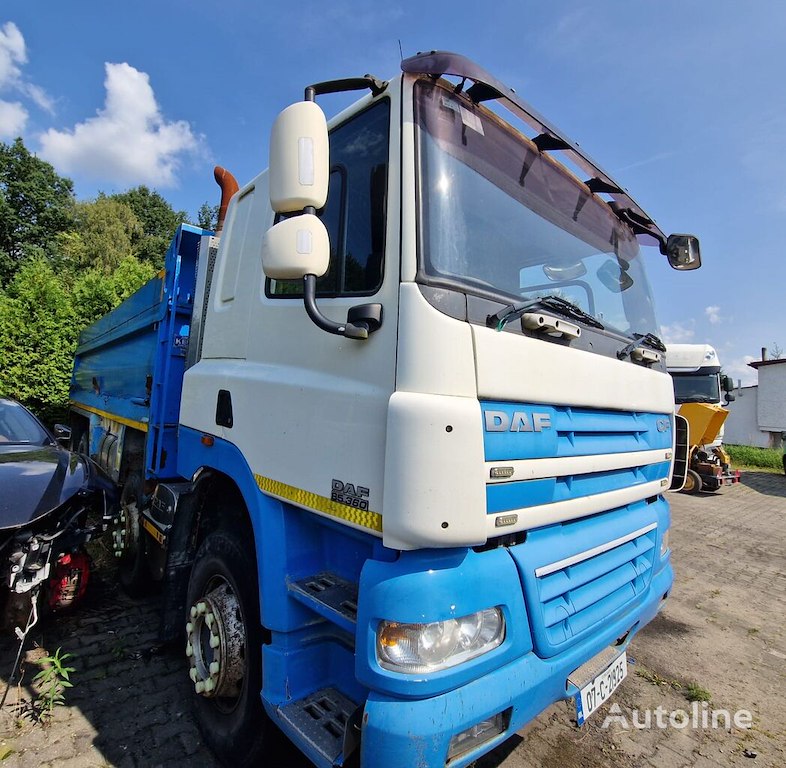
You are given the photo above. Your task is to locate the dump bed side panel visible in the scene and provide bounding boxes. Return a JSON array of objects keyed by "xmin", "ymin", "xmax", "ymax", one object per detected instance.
[{"xmin": 70, "ymin": 225, "xmax": 208, "ymax": 480}]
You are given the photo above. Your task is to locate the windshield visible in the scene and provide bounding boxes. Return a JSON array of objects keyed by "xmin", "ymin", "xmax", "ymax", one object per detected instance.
[
  {"xmin": 415, "ymin": 80, "xmax": 659, "ymax": 338},
  {"xmin": 672, "ymin": 374, "xmax": 721, "ymax": 404},
  {"xmin": 0, "ymin": 400, "xmax": 51, "ymax": 445}
]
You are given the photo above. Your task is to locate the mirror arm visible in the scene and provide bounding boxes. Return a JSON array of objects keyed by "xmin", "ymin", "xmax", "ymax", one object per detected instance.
[{"xmin": 303, "ymin": 275, "xmax": 369, "ymax": 340}]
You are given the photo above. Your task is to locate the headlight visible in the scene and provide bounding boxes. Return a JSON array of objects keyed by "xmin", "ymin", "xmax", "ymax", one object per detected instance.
[
  {"xmin": 660, "ymin": 529, "xmax": 670, "ymax": 557},
  {"xmin": 377, "ymin": 608, "xmax": 504, "ymax": 673}
]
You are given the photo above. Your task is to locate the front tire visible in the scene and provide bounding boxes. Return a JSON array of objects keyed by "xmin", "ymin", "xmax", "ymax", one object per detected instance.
[
  {"xmin": 683, "ymin": 469, "xmax": 703, "ymax": 494},
  {"xmin": 185, "ymin": 529, "xmax": 268, "ymax": 767}
]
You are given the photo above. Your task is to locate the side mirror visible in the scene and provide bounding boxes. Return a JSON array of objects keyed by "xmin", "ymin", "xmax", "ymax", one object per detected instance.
[
  {"xmin": 53, "ymin": 423, "xmax": 71, "ymax": 447},
  {"xmin": 666, "ymin": 234, "xmax": 701, "ymax": 270},
  {"xmin": 722, "ymin": 375, "xmax": 734, "ymax": 393},
  {"xmin": 269, "ymin": 102, "xmax": 329, "ymax": 213},
  {"xmin": 261, "ymin": 214, "xmax": 330, "ymax": 280},
  {"xmin": 264, "ymin": 98, "xmax": 382, "ymax": 341},
  {"xmin": 596, "ymin": 259, "xmax": 633, "ymax": 293}
]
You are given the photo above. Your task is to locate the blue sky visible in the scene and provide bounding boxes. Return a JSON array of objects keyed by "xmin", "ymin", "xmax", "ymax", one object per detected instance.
[{"xmin": 2, "ymin": 1, "xmax": 784, "ymax": 385}]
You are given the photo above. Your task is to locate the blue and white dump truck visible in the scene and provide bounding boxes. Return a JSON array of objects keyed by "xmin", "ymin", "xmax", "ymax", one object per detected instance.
[{"xmin": 69, "ymin": 52, "xmax": 700, "ymax": 768}]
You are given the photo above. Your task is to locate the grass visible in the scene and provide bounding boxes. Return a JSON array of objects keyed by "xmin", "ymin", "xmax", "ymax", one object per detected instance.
[
  {"xmin": 684, "ymin": 682, "xmax": 712, "ymax": 702},
  {"xmin": 725, "ymin": 444, "xmax": 783, "ymax": 471}
]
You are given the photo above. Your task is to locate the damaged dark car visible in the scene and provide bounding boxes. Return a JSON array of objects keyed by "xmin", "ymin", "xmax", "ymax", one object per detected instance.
[{"xmin": 0, "ymin": 397, "xmax": 116, "ymax": 631}]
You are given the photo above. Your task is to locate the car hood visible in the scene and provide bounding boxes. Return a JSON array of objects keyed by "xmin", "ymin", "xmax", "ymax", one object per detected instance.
[{"xmin": 0, "ymin": 444, "xmax": 88, "ymax": 529}]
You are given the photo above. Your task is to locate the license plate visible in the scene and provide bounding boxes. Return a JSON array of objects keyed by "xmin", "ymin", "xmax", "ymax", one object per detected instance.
[{"xmin": 575, "ymin": 652, "xmax": 627, "ymax": 725}]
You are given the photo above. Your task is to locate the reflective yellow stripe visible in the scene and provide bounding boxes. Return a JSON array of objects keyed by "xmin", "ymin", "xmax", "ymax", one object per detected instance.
[
  {"xmin": 70, "ymin": 402, "xmax": 149, "ymax": 432},
  {"xmin": 254, "ymin": 474, "xmax": 383, "ymax": 533},
  {"xmin": 142, "ymin": 518, "xmax": 166, "ymax": 546}
]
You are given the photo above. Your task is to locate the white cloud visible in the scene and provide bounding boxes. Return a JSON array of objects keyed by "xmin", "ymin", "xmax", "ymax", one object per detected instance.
[
  {"xmin": 23, "ymin": 83, "xmax": 54, "ymax": 114},
  {"xmin": 0, "ymin": 100, "xmax": 27, "ymax": 138},
  {"xmin": 705, "ymin": 305, "xmax": 722, "ymax": 324},
  {"xmin": 38, "ymin": 62, "xmax": 203, "ymax": 187},
  {"xmin": 0, "ymin": 22, "xmax": 26, "ymax": 88},
  {"xmin": 0, "ymin": 22, "xmax": 53, "ymax": 134},
  {"xmin": 660, "ymin": 321, "xmax": 695, "ymax": 344},
  {"xmin": 724, "ymin": 355, "xmax": 757, "ymax": 387}
]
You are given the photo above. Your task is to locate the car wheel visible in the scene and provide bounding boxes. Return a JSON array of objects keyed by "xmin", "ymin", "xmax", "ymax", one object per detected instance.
[
  {"xmin": 113, "ymin": 472, "xmax": 150, "ymax": 595},
  {"xmin": 185, "ymin": 528, "xmax": 269, "ymax": 767}
]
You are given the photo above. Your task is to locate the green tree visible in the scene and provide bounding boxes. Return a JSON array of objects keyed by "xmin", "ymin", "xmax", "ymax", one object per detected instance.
[
  {"xmin": 59, "ymin": 198, "xmax": 141, "ymax": 273},
  {"xmin": 0, "ymin": 258, "xmax": 77, "ymax": 422},
  {"xmin": 70, "ymin": 255, "xmax": 155, "ymax": 329},
  {"xmin": 196, "ymin": 201, "xmax": 218, "ymax": 231},
  {"xmin": 0, "ymin": 138, "xmax": 75, "ymax": 284},
  {"xmin": 110, "ymin": 186, "xmax": 186, "ymax": 267}
]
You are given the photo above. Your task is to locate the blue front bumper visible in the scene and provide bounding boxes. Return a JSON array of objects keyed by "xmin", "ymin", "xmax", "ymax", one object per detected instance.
[{"xmin": 360, "ymin": 559, "xmax": 672, "ymax": 768}]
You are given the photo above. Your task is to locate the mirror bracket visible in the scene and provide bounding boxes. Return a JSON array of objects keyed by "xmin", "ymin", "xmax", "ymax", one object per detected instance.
[{"xmin": 303, "ymin": 275, "xmax": 383, "ymax": 341}]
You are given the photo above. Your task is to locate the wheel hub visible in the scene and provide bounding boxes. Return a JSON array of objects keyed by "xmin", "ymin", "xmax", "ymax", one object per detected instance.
[
  {"xmin": 111, "ymin": 499, "xmax": 139, "ymax": 558},
  {"xmin": 185, "ymin": 579, "xmax": 245, "ymax": 698}
]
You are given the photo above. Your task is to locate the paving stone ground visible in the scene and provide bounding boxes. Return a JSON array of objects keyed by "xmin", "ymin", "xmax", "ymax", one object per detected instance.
[{"xmin": 0, "ymin": 471, "xmax": 784, "ymax": 767}]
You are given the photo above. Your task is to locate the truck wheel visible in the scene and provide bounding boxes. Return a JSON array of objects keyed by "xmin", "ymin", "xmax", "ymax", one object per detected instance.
[
  {"xmin": 683, "ymin": 469, "xmax": 703, "ymax": 494},
  {"xmin": 113, "ymin": 472, "xmax": 150, "ymax": 595},
  {"xmin": 185, "ymin": 529, "xmax": 269, "ymax": 767}
]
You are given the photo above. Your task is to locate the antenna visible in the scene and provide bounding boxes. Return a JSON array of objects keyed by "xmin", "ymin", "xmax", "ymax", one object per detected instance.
[{"xmin": 398, "ymin": 39, "xmax": 403, "ymax": 62}]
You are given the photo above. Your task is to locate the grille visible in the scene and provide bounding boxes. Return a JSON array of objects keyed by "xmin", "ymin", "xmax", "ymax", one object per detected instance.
[{"xmin": 531, "ymin": 524, "xmax": 657, "ymax": 654}]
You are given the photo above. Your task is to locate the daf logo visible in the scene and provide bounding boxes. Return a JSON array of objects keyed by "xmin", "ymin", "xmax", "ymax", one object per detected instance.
[
  {"xmin": 485, "ymin": 410, "xmax": 552, "ymax": 433},
  {"xmin": 656, "ymin": 418, "xmax": 670, "ymax": 432}
]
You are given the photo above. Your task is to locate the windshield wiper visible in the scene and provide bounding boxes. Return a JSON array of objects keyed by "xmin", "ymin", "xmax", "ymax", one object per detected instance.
[
  {"xmin": 487, "ymin": 295, "xmax": 604, "ymax": 331},
  {"xmin": 617, "ymin": 332, "xmax": 666, "ymax": 361}
]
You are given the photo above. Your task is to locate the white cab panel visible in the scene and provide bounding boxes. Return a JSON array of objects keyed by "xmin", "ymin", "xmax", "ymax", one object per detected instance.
[
  {"xmin": 473, "ymin": 325, "xmax": 674, "ymax": 413},
  {"xmin": 382, "ymin": 392, "xmax": 487, "ymax": 550},
  {"xmin": 395, "ymin": 283, "xmax": 477, "ymax": 398}
]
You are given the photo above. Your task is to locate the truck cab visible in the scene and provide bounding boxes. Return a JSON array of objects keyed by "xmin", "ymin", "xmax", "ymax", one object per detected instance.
[{"xmin": 70, "ymin": 52, "xmax": 700, "ymax": 768}]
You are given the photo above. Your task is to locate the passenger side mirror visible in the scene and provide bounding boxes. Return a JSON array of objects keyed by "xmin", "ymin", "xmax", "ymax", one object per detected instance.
[
  {"xmin": 261, "ymin": 214, "xmax": 330, "ymax": 281},
  {"xmin": 666, "ymin": 234, "xmax": 701, "ymax": 270},
  {"xmin": 53, "ymin": 423, "xmax": 71, "ymax": 447},
  {"xmin": 268, "ymin": 102, "xmax": 329, "ymax": 213},
  {"xmin": 264, "ymin": 98, "xmax": 382, "ymax": 341}
]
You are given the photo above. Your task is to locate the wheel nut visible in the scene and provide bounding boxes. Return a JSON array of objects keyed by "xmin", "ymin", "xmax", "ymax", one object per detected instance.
[
  {"xmin": 186, "ymin": 622, "xmax": 193, "ymax": 634},
  {"xmin": 189, "ymin": 668, "xmax": 198, "ymax": 683},
  {"xmin": 197, "ymin": 602, "xmax": 207, "ymax": 615},
  {"xmin": 195, "ymin": 681, "xmax": 205, "ymax": 694},
  {"xmin": 205, "ymin": 613, "xmax": 214, "ymax": 628},
  {"xmin": 204, "ymin": 679, "xmax": 215, "ymax": 693},
  {"xmin": 185, "ymin": 642, "xmax": 193, "ymax": 657},
  {"xmin": 190, "ymin": 606, "xmax": 197, "ymax": 619},
  {"xmin": 209, "ymin": 634, "xmax": 220, "ymax": 649},
  {"xmin": 209, "ymin": 661, "xmax": 220, "ymax": 676}
]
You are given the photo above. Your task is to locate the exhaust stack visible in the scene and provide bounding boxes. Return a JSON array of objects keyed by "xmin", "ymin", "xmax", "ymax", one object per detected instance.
[{"xmin": 213, "ymin": 166, "xmax": 239, "ymax": 234}]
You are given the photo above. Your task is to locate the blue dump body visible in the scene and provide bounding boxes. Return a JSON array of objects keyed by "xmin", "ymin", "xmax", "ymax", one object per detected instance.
[{"xmin": 70, "ymin": 225, "xmax": 209, "ymax": 480}]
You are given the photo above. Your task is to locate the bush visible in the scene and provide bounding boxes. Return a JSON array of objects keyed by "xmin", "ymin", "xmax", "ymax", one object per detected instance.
[{"xmin": 726, "ymin": 444, "xmax": 783, "ymax": 470}]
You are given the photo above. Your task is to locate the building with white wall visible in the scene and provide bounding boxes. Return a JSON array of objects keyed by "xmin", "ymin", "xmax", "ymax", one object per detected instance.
[{"xmin": 724, "ymin": 355, "xmax": 786, "ymax": 448}]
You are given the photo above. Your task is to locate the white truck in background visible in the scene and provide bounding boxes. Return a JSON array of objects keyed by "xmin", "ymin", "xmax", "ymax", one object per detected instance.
[{"xmin": 666, "ymin": 343, "xmax": 739, "ymax": 492}]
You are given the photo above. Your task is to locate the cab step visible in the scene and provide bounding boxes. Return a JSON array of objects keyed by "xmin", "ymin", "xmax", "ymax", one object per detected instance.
[
  {"xmin": 289, "ymin": 572, "xmax": 358, "ymax": 633},
  {"xmin": 278, "ymin": 687, "xmax": 358, "ymax": 766}
]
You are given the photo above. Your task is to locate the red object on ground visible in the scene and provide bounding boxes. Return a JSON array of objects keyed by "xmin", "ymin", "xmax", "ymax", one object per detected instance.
[{"xmin": 48, "ymin": 551, "xmax": 90, "ymax": 610}]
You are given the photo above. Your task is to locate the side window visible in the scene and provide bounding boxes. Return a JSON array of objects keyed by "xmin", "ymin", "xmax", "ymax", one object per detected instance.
[{"xmin": 268, "ymin": 98, "xmax": 390, "ymax": 297}]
